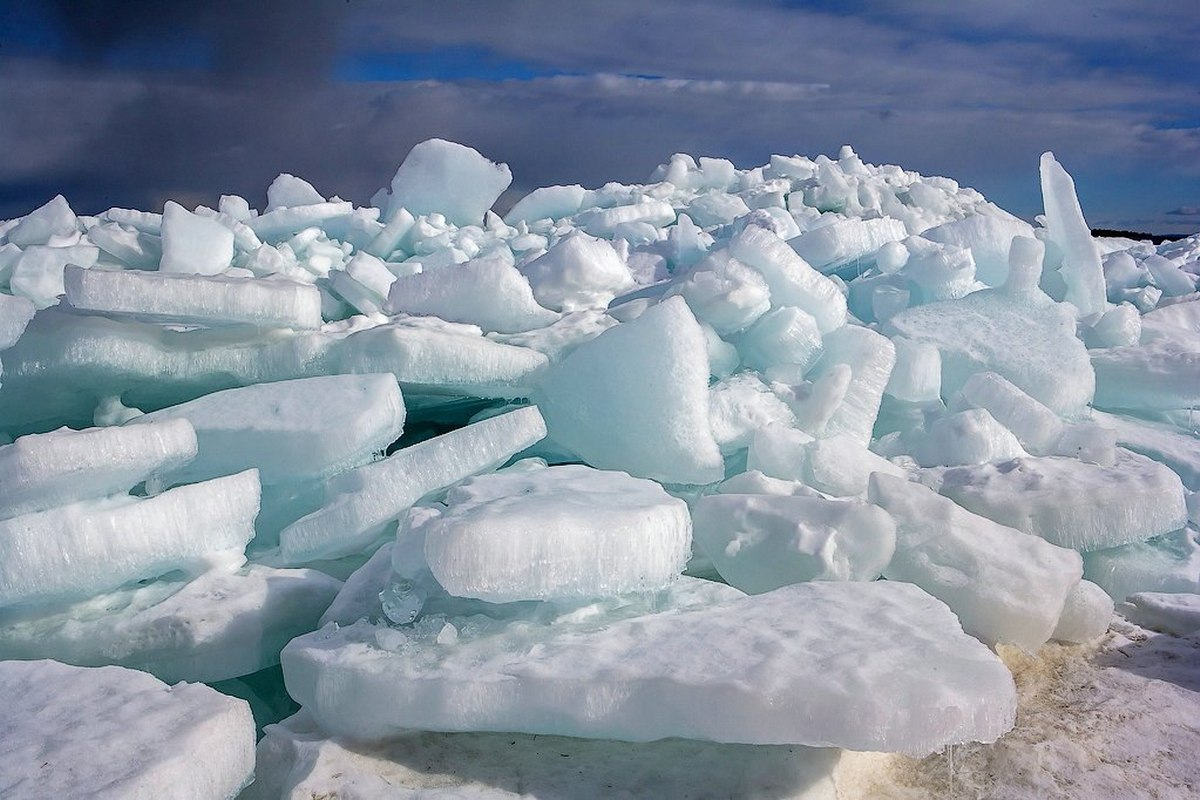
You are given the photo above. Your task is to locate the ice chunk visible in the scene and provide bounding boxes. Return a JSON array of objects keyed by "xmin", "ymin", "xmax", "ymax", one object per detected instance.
[
  {"xmin": 0, "ymin": 419, "xmax": 198, "ymax": 519},
  {"xmin": 952, "ymin": 371, "xmax": 1064, "ymax": 455},
  {"xmin": 1118, "ymin": 592, "xmax": 1200, "ymax": 635},
  {"xmin": 0, "ymin": 293, "xmax": 36, "ymax": 350},
  {"xmin": 869, "ymin": 473, "xmax": 1083, "ymax": 651},
  {"xmin": 666, "ymin": 249, "xmax": 770, "ymax": 335},
  {"xmin": 250, "ymin": 709, "xmax": 842, "ymax": 800},
  {"xmin": 534, "ymin": 296, "xmax": 723, "ymax": 484},
  {"xmin": 1092, "ymin": 410, "xmax": 1200, "ymax": 490},
  {"xmin": 0, "ymin": 470, "xmax": 260, "ymax": 608},
  {"xmin": 1084, "ymin": 528, "xmax": 1200, "ymax": 600},
  {"xmin": 503, "ymin": 184, "xmax": 586, "ymax": 224},
  {"xmin": 1084, "ymin": 303, "xmax": 1141, "ymax": 348},
  {"xmin": 487, "ymin": 309, "xmax": 617, "ymax": 363},
  {"xmin": 0, "ymin": 660, "xmax": 253, "ymax": 800},
  {"xmin": 885, "ymin": 336, "xmax": 941, "ymax": 402},
  {"xmin": 1039, "ymin": 153, "xmax": 1107, "ymax": 316},
  {"xmin": 1142, "ymin": 295, "xmax": 1200, "ymax": 334},
  {"xmin": 806, "ymin": 324, "xmax": 896, "ymax": 445},
  {"xmin": 266, "ymin": 174, "xmax": 326, "ymax": 211},
  {"xmin": 6, "ymin": 194, "xmax": 77, "ymax": 246},
  {"xmin": 0, "ymin": 564, "xmax": 341, "ymax": 683},
  {"xmin": 518, "ymin": 232, "xmax": 634, "ymax": 312},
  {"xmin": 692, "ymin": 493, "xmax": 895, "ymax": 592},
  {"xmin": 708, "ymin": 373, "xmax": 798, "ymax": 454},
  {"xmin": 1091, "ymin": 335, "xmax": 1200, "ymax": 411},
  {"xmin": 86, "ymin": 221, "xmax": 161, "ymax": 268},
  {"xmin": 935, "ymin": 450, "xmax": 1188, "ymax": 551},
  {"xmin": 912, "ymin": 408, "xmax": 1025, "ymax": 467},
  {"xmin": 733, "ymin": 305, "xmax": 822, "ymax": 373},
  {"xmin": 685, "ymin": 192, "xmax": 752, "ymax": 227},
  {"xmin": 246, "ymin": 201, "xmax": 355, "ymax": 242},
  {"xmin": 279, "ymin": 406, "xmax": 547, "ymax": 563},
  {"xmin": 1145, "ymin": 254, "xmax": 1196, "ymax": 297},
  {"xmin": 578, "ymin": 199, "xmax": 676, "ymax": 237},
  {"xmin": 1052, "ymin": 580, "xmax": 1114, "ymax": 642},
  {"xmin": 282, "ymin": 580, "xmax": 1015, "ymax": 753},
  {"xmin": 385, "ymin": 139, "xmax": 512, "ymax": 226},
  {"xmin": 10, "ymin": 243, "xmax": 99, "ymax": 308},
  {"xmin": 922, "ymin": 212, "xmax": 1035, "ymax": 287},
  {"xmin": 159, "ymin": 201, "xmax": 234, "ymax": 275},
  {"xmin": 789, "ymin": 217, "xmax": 907, "ymax": 277},
  {"xmin": 64, "ymin": 265, "xmax": 323, "ymax": 329},
  {"xmin": 419, "ymin": 465, "xmax": 691, "ymax": 602},
  {"xmin": 133, "ymin": 374, "xmax": 405, "ymax": 487},
  {"xmin": 728, "ymin": 225, "xmax": 847, "ymax": 333},
  {"xmin": 387, "ymin": 254, "xmax": 558, "ymax": 334}
]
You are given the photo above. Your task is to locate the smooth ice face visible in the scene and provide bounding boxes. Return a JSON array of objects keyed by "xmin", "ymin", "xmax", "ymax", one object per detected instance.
[
  {"xmin": 1052, "ymin": 580, "xmax": 1114, "ymax": 643},
  {"xmin": 279, "ymin": 406, "xmax": 547, "ymax": 563},
  {"xmin": 666, "ymin": 250, "xmax": 771, "ymax": 335},
  {"xmin": 0, "ymin": 564, "xmax": 341, "ymax": 684},
  {"xmin": 386, "ymin": 255, "xmax": 559, "ymax": 334},
  {"xmin": 266, "ymin": 173, "xmax": 326, "ymax": 210},
  {"xmin": 869, "ymin": 473, "xmax": 1083, "ymax": 651},
  {"xmin": 732, "ymin": 305, "xmax": 823, "ymax": 373},
  {"xmin": 1084, "ymin": 528, "xmax": 1200, "ymax": 601},
  {"xmin": 1092, "ymin": 410, "xmax": 1200, "ymax": 491},
  {"xmin": 419, "ymin": 464, "xmax": 691, "ymax": 602},
  {"xmin": 728, "ymin": 225, "xmax": 847, "ymax": 334},
  {"xmin": 1040, "ymin": 152, "xmax": 1107, "ymax": 317},
  {"xmin": 0, "ymin": 660, "xmax": 254, "ymax": 800},
  {"xmin": 922, "ymin": 213, "xmax": 1035, "ymax": 287},
  {"xmin": 707, "ymin": 374, "xmax": 798, "ymax": 455},
  {"xmin": 691, "ymin": 493, "xmax": 896, "ymax": 593},
  {"xmin": 134, "ymin": 374, "xmax": 405, "ymax": 487},
  {"xmin": 385, "ymin": 139, "xmax": 512, "ymax": 226},
  {"xmin": 283, "ymin": 580, "xmax": 1015, "ymax": 754},
  {"xmin": 0, "ymin": 419, "xmax": 198, "ymax": 519},
  {"xmin": 789, "ymin": 217, "xmax": 907, "ymax": 277},
  {"xmin": 502, "ymin": 184, "xmax": 586, "ymax": 224},
  {"xmin": 518, "ymin": 232, "xmax": 635, "ymax": 312},
  {"xmin": 805, "ymin": 324, "xmax": 896, "ymax": 445},
  {"xmin": 952, "ymin": 371, "xmax": 1064, "ymax": 455},
  {"xmin": 64, "ymin": 266, "xmax": 323, "ymax": 329},
  {"xmin": 5, "ymin": 194, "xmax": 77, "ymax": 246},
  {"xmin": 159, "ymin": 201, "xmax": 235, "ymax": 275},
  {"xmin": 249, "ymin": 710, "xmax": 843, "ymax": 800},
  {"xmin": 935, "ymin": 450, "xmax": 1188, "ymax": 552},
  {"xmin": 9, "ymin": 244, "xmax": 99, "ymax": 308},
  {"xmin": 0, "ymin": 470, "xmax": 260, "ymax": 608},
  {"xmin": 534, "ymin": 296, "xmax": 724, "ymax": 485},
  {"xmin": 0, "ymin": 293, "xmax": 36, "ymax": 350},
  {"xmin": 912, "ymin": 408, "xmax": 1026, "ymax": 467},
  {"xmin": 1091, "ymin": 335, "xmax": 1200, "ymax": 411}
]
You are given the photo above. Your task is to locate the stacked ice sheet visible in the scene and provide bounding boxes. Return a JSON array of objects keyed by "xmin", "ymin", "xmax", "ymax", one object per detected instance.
[{"xmin": 1, "ymin": 137, "xmax": 1198, "ymax": 796}]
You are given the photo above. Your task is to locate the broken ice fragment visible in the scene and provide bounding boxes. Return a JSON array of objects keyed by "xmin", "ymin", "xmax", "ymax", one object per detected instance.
[{"xmin": 384, "ymin": 138, "xmax": 512, "ymax": 227}]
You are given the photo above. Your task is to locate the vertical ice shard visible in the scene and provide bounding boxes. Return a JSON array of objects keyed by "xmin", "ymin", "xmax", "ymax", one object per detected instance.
[{"xmin": 1040, "ymin": 152, "xmax": 1107, "ymax": 317}]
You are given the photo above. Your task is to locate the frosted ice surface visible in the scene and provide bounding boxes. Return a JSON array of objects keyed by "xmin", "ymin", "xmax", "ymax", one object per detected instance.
[
  {"xmin": 420, "ymin": 464, "xmax": 691, "ymax": 602},
  {"xmin": 245, "ymin": 201, "xmax": 355, "ymax": 242},
  {"xmin": 728, "ymin": 225, "xmax": 847, "ymax": 334},
  {"xmin": 487, "ymin": 308, "xmax": 617, "ymax": 363},
  {"xmin": 1118, "ymin": 591, "xmax": 1200, "ymax": 635},
  {"xmin": 692, "ymin": 493, "xmax": 895, "ymax": 592},
  {"xmin": 578, "ymin": 199, "xmax": 676, "ymax": 237},
  {"xmin": 159, "ymin": 201, "xmax": 234, "ymax": 275},
  {"xmin": 279, "ymin": 406, "xmax": 546, "ymax": 563},
  {"xmin": 1091, "ymin": 334, "xmax": 1200, "ymax": 411},
  {"xmin": 266, "ymin": 173, "xmax": 326, "ymax": 211},
  {"xmin": 733, "ymin": 305, "xmax": 823, "ymax": 373},
  {"xmin": 789, "ymin": 217, "xmax": 907, "ymax": 277},
  {"xmin": 0, "ymin": 292, "xmax": 36, "ymax": 350},
  {"xmin": 666, "ymin": 249, "xmax": 771, "ymax": 335},
  {"xmin": 249, "ymin": 709, "xmax": 842, "ymax": 800},
  {"xmin": 1092, "ymin": 410, "xmax": 1200, "ymax": 490},
  {"xmin": 0, "ymin": 564, "xmax": 341, "ymax": 683},
  {"xmin": 1040, "ymin": 153, "xmax": 1107, "ymax": 316},
  {"xmin": 912, "ymin": 408, "xmax": 1025, "ymax": 467},
  {"xmin": 134, "ymin": 374, "xmax": 405, "ymax": 486},
  {"xmin": 805, "ymin": 324, "xmax": 895, "ymax": 445},
  {"xmin": 519, "ymin": 232, "xmax": 634, "ymax": 313},
  {"xmin": 283, "ymin": 580, "xmax": 1014, "ymax": 753},
  {"xmin": 0, "ymin": 660, "xmax": 254, "ymax": 800},
  {"xmin": 534, "ymin": 296, "xmax": 723, "ymax": 484},
  {"xmin": 1084, "ymin": 528, "xmax": 1200, "ymax": 600},
  {"xmin": 935, "ymin": 450, "xmax": 1188, "ymax": 551},
  {"xmin": 6, "ymin": 194, "xmax": 77, "ymax": 247},
  {"xmin": 885, "ymin": 336, "xmax": 941, "ymax": 402},
  {"xmin": 385, "ymin": 139, "xmax": 512, "ymax": 227},
  {"xmin": 10, "ymin": 243, "xmax": 99, "ymax": 308},
  {"xmin": 386, "ymin": 254, "xmax": 558, "ymax": 333},
  {"xmin": 869, "ymin": 473, "xmax": 1083, "ymax": 651},
  {"xmin": 502, "ymin": 184, "xmax": 586, "ymax": 224},
  {"xmin": 0, "ymin": 419, "xmax": 198, "ymax": 519},
  {"xmin": 952, "ymin": 371, "xmax": 1064, "ymax": 455},
  {"xmin": 87, "ymin": 221, "xmax": 161, "ymax": 268},
  {"xmin": 708, "ymin": 373, "xmax": 798, "ymax": 454},
  {"xmin": 0, "ymin": 470, "xmax": 260, "ymax": 608},
  {"xmin": 922, "ymin": 212, "xmax": 1035, "ymax": 287},
  {"xmin": 1052, "ymin": 579, "xmax": 1114, "ymax": 643},
  {"xmin": 64, "ymin": 265, "xmax": 323, "ymax": 329}
]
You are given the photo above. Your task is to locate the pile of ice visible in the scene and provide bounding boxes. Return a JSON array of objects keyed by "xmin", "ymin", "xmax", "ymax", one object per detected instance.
[{"xmin": 1, "ymin": 138, "xmax": 1198, "ymax": 798}]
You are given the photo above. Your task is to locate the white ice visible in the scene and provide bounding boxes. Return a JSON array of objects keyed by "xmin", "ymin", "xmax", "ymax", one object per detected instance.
[
  {"xmin": 159, "ymin": 201, "xmax": 235, "ymax": 275},
  {"xmin": 383, "ymin": 138, "xmax": 512, "ymax": 227}
]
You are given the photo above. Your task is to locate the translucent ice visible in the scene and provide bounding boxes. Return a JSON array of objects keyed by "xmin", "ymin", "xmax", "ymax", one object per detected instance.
[
  {"xmin": 806, "ymin": 324, "xmax": 896, "ymax": 445},
  {"xmin": 518, "ymin": 232, "xmax": 634, "ymax": 312},
  {"xmin": 0, "ymin": 660, "xmax": 253, "ymax": 800},
  {"xmin": 952, "ymin": 371, "xmax": 1064, "ymax": 455},
  {"xmin": 384, "ymin": 139, "xmax": 512, "ymax": 227},
  {"xmin": 1051, "ymin": 579, "xmax": 1114, "ymax": 643},
  {"xmin": 912, "ymin": 408, "xmax": 1025, "ymax": 467},
  {"xmin": 1091, "ymin": 335, "xmax": 1200, "ymax": 411},
  {"xmin": 0, "ymin": 293, "xmax": 35, "ymax": 350},
  {"xmin": 665, "ymin": 249, "xmax": 771, "ymax": 335},
  {"xmin": 1092, "ymin": 410, "xmax": 1200, "ymax": 490},
  {"xmin": 922, "ymin": 212, "xmax": 1035, "ymax": 287},
  {"xmin": 10, "ymin": 243, "xmax": 99, "ymax": 308},
  {"xmin": 283, "ymin": 580, "xmax": 1015, "ymax": 754},
  {"xmin": 1084, "ymin": 528, "xmax": 1200, "ymax": 600},
  {"xmin": 6, "ymin": 194, "xmax": 77, "ymax": 246},
  {"xmin": 729, "ymin": 225, "xmax": 847, "ymax": 334},
  {"xmin": 789, "ymin": 217, "xmax": 907, "ymax": 277},
  {"xmin": 503, "ymin": 184, "xmax": 586, "ymax": 224},
  {"xmin": 159, "ymin": 201, "xmax": 235, "ymax": 275},
  {"xmin": 1040, "ymin": 152, "xmax": 1107, "ymax": 316},
  {"xmin": 733, "ymin": 305, "xmax": 823, "ymax": 373},
  {"xmin": 419, "ymin": 464, "xmax": 691, "ymax": 602}
]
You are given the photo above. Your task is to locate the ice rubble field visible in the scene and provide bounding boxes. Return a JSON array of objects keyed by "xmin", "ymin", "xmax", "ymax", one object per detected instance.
[{"xmin": 0, "ymin": 139, "xmax": 1199, "ymax": 799}]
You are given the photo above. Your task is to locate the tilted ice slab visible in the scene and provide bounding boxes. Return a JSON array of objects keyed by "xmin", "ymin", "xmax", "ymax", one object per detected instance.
[
  {"xmin": 691, "ymin": 493, "xmax": 896, "ymax": 593},
  {"xmin": 1091, "ymin": 334, "xmax": 1200, "ymax": 411},
  {"xmin": 728, "ymin": 225, "xmax": 847, "ymax": 334},
  {"xmin": 806, "ymin": 324, "xmax": 896, "ymax": 445},
  {"xmin": 534, "ymin": 296, "xmax": 723, "ymax": 484},
  {"xmin": 419, "ymin": 464, "xmax": 692, "ymax": 602},
  {"xmin": 933, "ymin": 450, "xmax": 1188, "ymax": 552},
  {"xmin": 1084, "ymin": 527, "xmax": 1200, "ymax": 601},
  {"xmin": 1092, "ymin": 410, "xmax": 1200, "ymax": 490},
  {"xmin": 0, "ymin": 660, "xmax": 254, "ymax": 800},
  {"xmin": 1040, "ymin": 152, "xmax": 1107, "ymax": 317},
  {"xmin": 0, "ymin": 470, "xmax": 260, "ymax": 608},
  {"xmin": 0, "ymin": 564, "xmax": 341, "ymax": 684},
  {"xmin": 382, "ymin": 138, "xmax": 512, "ymax": 227},
  {"xmin": 0, "ymin": 418, "xmax": 197, "ymax": 519},
  {"xmin": 283, "ymin": 579, "xmax": 1016, "ymax": 754},
  {"xmin": 133, "ymin": 374, "xmax": 405, "ymax": 487},
  {"xmin": 0, "ymin": 293, "xmax": 36, "ymax": 350},
  {"xmin": 249, "ymin": 709, "xmax": 843, "ymax": 800},
  {"xmin": 869, "ymin": 473, "xmax": 1083, "ymax": 651},
  {"xmin": 279, "ymin": 406, "xmax": 547, "ymax": 563},
  {"xmin": 159, "ymin": 201, "xmax": 234, "ymax": 275},
  {"xmin": 1118, "ymin": 591, "xmax": 1200, "ymax": 635},
  {"xmin": 63, "ymin": 265, "xmax": 323, "ymax": 329}
]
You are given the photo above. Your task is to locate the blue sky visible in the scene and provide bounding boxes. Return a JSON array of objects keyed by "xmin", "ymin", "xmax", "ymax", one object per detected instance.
[{"xmin": 1, "ymin": 0, "xmax": 1197, "ymax": 233}]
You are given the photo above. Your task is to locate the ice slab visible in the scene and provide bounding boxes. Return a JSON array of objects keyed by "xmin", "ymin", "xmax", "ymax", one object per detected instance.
[
  {"xmin": 728, "ymin": 225, "xmax": 847, "ymax": 334},
  {"xmin": 503, "ymin": 184, "xmax": 586, "ymax": 224},
  {"xmin": 518, "ymin": 232, "xmax": 634, "ymax": 312},
  {"xmin": 9, "ymin": 243, "xmax": 99, "ymax": 308},
  {"xmin": 279, "ymin": 406, "xmax": 546, "ymax": 563},
  {"xmin": 1052, "ymin": 579, "xmax": 1114, "ymax": 643},
  {"xmin": 708, "ymin": 374, "xmax": 798, "ymax": 455},
  {"xmin": 1118, "ymin": 591, "xmax": 1200, "ymax": 635},
  {"xmin": 0, "ymin": 660, "xmax": 253, "ymax": 800},
  {"xmin": 0, "ymin": 470, "xmax": 260, "ymax": 608},
  {"xmin": 0, "ymin": 419, "xmax": 198, "ymax": 519},
  {"xmin": 935, "ymin": 450, "xmax": 1188, "ymax": 551},
  {"xmin": 245, "ymin": 201, "xmax": 355, "ymax": 242},
  {"xmin": 159, "ymin": 201, "xmax": 234, "ymax": 275},
  {"xmin": 0, "ymin": 293, "xmax": 36, "ymax": 350},
  {"xmin": 266, "ymin": 173, "xmax": 326, "ymax": 211},
  {"xmin": 250, "ymin": 709, "xmax": 842, "ymax": 800},
  {"xmin": 666, "ymin": 249, "xmax": 771, "ymax": 335},
  {"xmin": 283, "ymin": 580, "xmax": 1015, "ymax": 754},
  {"xmin": 952, "ymin": 371, "xmax": 1064, "ymax": 455},
  {"xmin": 386, "ymin": 255, "xmax": 558, "ymax": 334},
  {"xmin": 1084, "ymin": 528, "xmax": 1200, "ymax": 601},
  {"xmin": 64, "ymin": 265, "xmax": 322, "ymax": 329},
  {"xmin": 869, "ymin": 473, "xmax": 1083, "ymax": 651},
  {"xmin": 912, "ymin": 408, "xmax": 1025, "ymax": 467},
  {"xmin": 789, "ymin": 217, "xmax": 907, "ymax": 277},
  {"xmin": 1040, "ymin": 152, "xmax": 1107, "ymax": 316},
  {"xmin": 922, "ymin": 212, "xmax": 1035, "ymax": 287},
  {"xmin": 1091, "ymin": 335, "xmax": 1200, "ymax": 411},
  {"xmin": 806, "ymin": 324, "xmax": 895, "ymax": 445},
  {"xmin": 1091, "ymin": 410, "xmax": 1200, "ymax": 490},
  {"xmin": 0, "ymin": 564, "xmax": 340, "ymax": 684},
  {"xmin": 487, "ymin": 308, "xmax": 617, "ymax": 363},
  {"xmin": 385, "ymin": 139, "xmax": 512, "ymax": 227},
  {"xmin": 747, "ymin": 426, "xmax": 906, "ymax": 497},
  {"xmin": 733, "ymin": 305, "xmax": 823, "ymax": 373},
  {"xmin": 6, "ymin": 194, "xmax": 77, "ymax": 246},
  {"xmin": 133, "ymin": 374, "xmax": 404, "ymax": 487},
  {"xmin": 534, "ymin": 296, "xmax": 723, "ymax": 484},
  {"xmin": 692, "ymin": 493, "xmax": 895, "ymax": 593}
]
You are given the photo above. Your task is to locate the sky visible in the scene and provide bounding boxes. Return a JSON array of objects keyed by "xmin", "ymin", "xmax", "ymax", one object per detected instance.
[{"xmin": 1, "ymin": 0, "xmax": 1198, "ymax": 234}]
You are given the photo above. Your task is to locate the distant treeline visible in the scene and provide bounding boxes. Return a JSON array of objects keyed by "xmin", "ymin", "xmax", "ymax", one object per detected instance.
[{"xmin": 1091, "ymin": 228, "xmax": 1189, "ymax": 244}]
